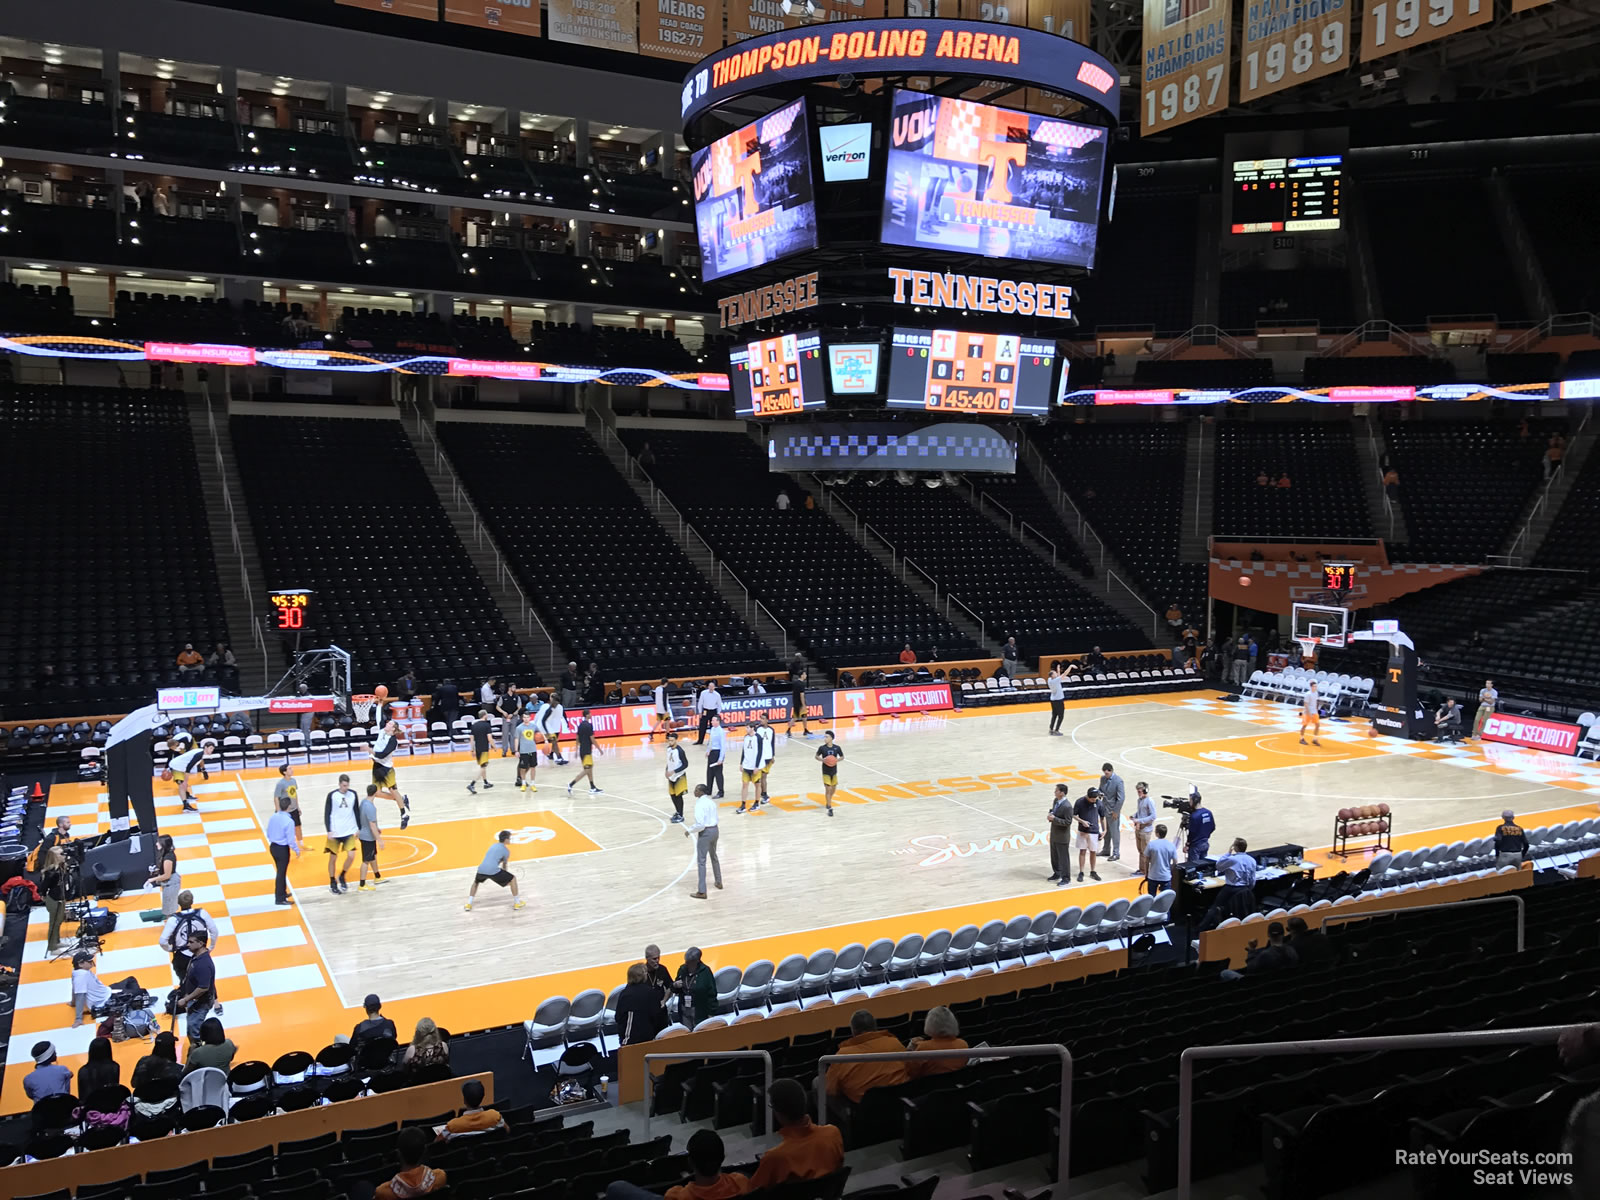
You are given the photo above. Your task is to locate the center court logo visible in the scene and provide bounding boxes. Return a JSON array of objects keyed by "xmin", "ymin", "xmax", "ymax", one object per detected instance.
[
  {"xmin": 509, "ymin": 826, "xmax": 556, "ymax": 844},
  {"xmin": 898, "ymin": 831, "xmax": 1048, "ymax": 867},
  {"xmin": 1199, "ymin": 750, "xmax": 1248, "ymax": 762}
]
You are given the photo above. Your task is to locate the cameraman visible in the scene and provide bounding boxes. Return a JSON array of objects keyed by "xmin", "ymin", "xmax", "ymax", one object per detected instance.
[{"xmin": 1184, "ymin": 792, "xmax": 1215, "ymax": 862}]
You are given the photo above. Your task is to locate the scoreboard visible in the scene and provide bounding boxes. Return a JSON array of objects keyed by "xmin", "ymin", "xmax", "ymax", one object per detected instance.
[
  {"xmin": 269, "ymin": 589, "xmax": 314, "ymax": 631},
  {"xmin": 1230, "ymin": 156, "xmax": 1343, "ymax": 233},
  {"xmin": 1322, "ymin": 562, "xmax": 1357, "ymax": 593},
  {"xmin": 888, "ymin": 328, "xmax": 1056, "ymax": 414}
]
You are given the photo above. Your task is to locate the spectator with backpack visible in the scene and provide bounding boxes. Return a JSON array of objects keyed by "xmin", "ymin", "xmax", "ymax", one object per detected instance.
[{"xmin": 159, "ymin": 891, "xmax": 220, "ymax": 996}]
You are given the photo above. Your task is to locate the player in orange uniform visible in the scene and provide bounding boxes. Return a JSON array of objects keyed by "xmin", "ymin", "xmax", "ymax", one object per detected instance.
[{"xmin": 1300, "ymin": 682, "xmax": 1322, "ymax": 746}]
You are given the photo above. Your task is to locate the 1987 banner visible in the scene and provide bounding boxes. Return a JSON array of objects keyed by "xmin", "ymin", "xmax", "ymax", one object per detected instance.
[{"xmin": 1142, "ymin": 0, "xmax": 1232, "ymax": 134}]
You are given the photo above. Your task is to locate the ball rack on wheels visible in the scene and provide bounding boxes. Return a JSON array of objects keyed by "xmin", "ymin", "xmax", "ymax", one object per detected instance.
[{"xmin": 1332, "ymin": 804, "xmax": 1393, "ymax": 858}]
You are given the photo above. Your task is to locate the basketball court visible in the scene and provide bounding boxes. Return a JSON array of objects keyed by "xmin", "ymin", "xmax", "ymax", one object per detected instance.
[{"xmin": 7, "ymin": 686, "xmax": 1598, "ymax": 1113}]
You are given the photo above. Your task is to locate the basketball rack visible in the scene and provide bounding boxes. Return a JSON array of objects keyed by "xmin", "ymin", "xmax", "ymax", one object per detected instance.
[{"xmin": 266, "ymin": 644, "xmax": 354, "ymax": 714}]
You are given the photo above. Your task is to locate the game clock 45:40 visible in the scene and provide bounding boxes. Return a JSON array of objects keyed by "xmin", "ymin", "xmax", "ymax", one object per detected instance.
[{"xmin": 269, "ymin": 589, "xmax": 313, "ymax": 630}]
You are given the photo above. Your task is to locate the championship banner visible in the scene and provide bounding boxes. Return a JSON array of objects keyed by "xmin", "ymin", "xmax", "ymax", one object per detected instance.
[
  {"xmin": 445, "ymin": 0, "xmax": 542, "ymax": 35},
  {"xmin": 1239, "ymin": 0, "xmax": 1349, "ymax": 101},
  {"xmin": 1359, "ymin": 0, "xmax": 1489, "ymax": 61},
  {"xmin": 336, "ymin": 0, "xmax": 439, "ymax": 18},
  {"xmin": 1141, "ymin": 0, "xmax": 1231, "ymax": 135},
  {"xmin": 547, "ymin": 0, "xmax": 639, "ymax": 52},
  {"xmin": 641, "ymin": 0, "xmax": 724, "ymax": 60},
  {"xmin": 728, "ymin": 0, "xmax": 887, "ymax": 44},
  {"xmin": 1026, "ymin": 0, "xmax": 1093, "ymax": 119}
]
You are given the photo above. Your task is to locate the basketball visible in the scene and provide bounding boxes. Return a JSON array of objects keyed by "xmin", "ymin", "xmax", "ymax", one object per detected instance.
[
  {"xmin": 1239, "ymin": 575, "xmax": 1253, "ymax": 587},
  {"xmin": 374, "ymin": 684, "xmax": 389, "ymax": 700},
  {"xmin": 823, "ymin": 754, "xmax": 839, "ymax": 767}
]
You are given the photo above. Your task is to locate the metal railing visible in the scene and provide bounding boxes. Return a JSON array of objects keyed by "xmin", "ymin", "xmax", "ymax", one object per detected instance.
[
  {"xmin": 814, "ymin": 1046, "xmax": 1072, "ymax": 1190},
  {"xmin": 1493, "ymin": 405, "xmax": 1591, "ymax": 566},
  {"xmin": 1364, "ymin": 418, "xmax": 1397, "ymax": 541},
  {"xmin": 645, "ymin": 1050, "xmax": 773, "ymax": 1139},
  {"xmin": 197, "ymin": 386, "xmax": 269, "ymax": 691},
  {"xmin": 1019, "ymin": 520, "xmax": 1058, "ymax": 567},
  {"xmin": 945, "ymin": 594, "xmax": 985, "ymax": 646},
  {"xmin": 1022, "ymin": 440, "xmax": 1108, "ymax": 573},
  {"xmin": 1106, "ymin": 570, "xmax": 1161, "ymax": 642},
  {"xmin": 1151, "ymin": 324, "xmax": 1255, "ymax": 362},
  {"xmin": 1176, "ymin": 1024, "xmax": 1580, "ymax": 1200},
  {"xmin": 1321, "ymin": 894, "xmax": 1526, "ymax": 952},
  {"xmin": 403, "ymin": 401, "xmax": 558, "ymax": 665},
  {"xmin": 904, "ymin": 556, "xmax": 939, "ymax": 603}
]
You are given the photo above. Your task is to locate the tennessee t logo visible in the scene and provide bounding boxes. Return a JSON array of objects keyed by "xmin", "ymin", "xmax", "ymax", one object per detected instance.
[
  {"xmin": 1387, "ymin": 667, "xmax": 1402, "ymax": 683},
  {"xmin": 733, "ymin": 134, "xmax": 763, "ymax": 216},
  {"xmin": 977, "ymin": 142, "xmax": 1027, "ymax": 203}
]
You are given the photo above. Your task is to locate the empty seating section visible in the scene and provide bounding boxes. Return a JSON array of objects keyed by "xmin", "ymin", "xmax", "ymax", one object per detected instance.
[
  {"xmin": 1220, "ymin": 268, "xmax": 1354, "ymax": 330},
  {"xmin": 616, "ymin": 430, "xmax": 980, "ymax": 666},
  {"xmin": 1214, "ymin": 424, "xmax": 1372, "ymax": 539},
  {"xmin": 436, "ymin": 423, "xmax": 777, "ymax": 676},
  {"xmin": 837, "ymin": 485, "xmax": 1149, "ymax": 653},
  {"xmin": 1362, "ymin": 173, "xmax": 1525, "ymax": 325},
  {"xmin": 1076, "ymin": 190, "xmax": 1198, "ymax": 333},
  {"xmin": 1377, "ymin": 570, "xmax": 1584, "ymax": 658},
  {"xmin": 1382, "ymin": 419, "xmax": 1553, "ymax": 561},
  {"xmin": 1430, "ymin": 583, "xmax": 1600, "ymax": 688},
  {"xmin": 1133, "ymin": 358, "xmax": 1276, "ymax": 388},
  {"xmin": 1301, "ymin": 356, "xmax": 1457, "ymax": 388},
  {"xmin": 0, "ymin": 386, "xmax": 228, "ymax": 715},
  {"xmin": 1505, "ymin": 164, "xmax": 1600, "ymax": 314},
  {"xmin": 230, "ymin": 415, "xmax": 531, "ymax": 688},
  {"xmin": 1536, "ymin": 444, "xmax": 1600, "ymax": 572},
  {"xmin": 960, "ymin": 472, "xmax": 1094, "ymax": 577},
  {"xmin": 1034, "ymin": 424, "xmax": 1206, "ymax": 621}
]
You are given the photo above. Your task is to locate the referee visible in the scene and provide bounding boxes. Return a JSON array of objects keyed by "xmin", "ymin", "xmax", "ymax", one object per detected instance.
[
  {"xmin": 695, "ymin": 681, "xmax": 722, "ymax": 744},
  {"xmin": 704, "ymin": 714, "xmax": 727, "ymax": 798}
]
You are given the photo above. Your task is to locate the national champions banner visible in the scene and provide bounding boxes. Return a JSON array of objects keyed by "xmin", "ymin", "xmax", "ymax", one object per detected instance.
[
  {"xmin": 1141, "ymin": 0, "xmax": 1231, "ymax": 134},
  {"xmin": 547, "ymin": 0, "xmax": 639, "ymax": 51},
  {"xmin": 1239, "ymin": 0, "xmax": 1349, "ymax": 101}
]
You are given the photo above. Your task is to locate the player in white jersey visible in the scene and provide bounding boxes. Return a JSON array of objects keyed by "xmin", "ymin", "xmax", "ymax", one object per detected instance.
[
  {"xmin": 370, "ymin": 719, "xmax": 413, "ymax": 828},
  {"xmin": 535, "ymin": 695, "xmax": 567, "ymax": 764},
  {"xmin": 1300, "ymin": 683, "xmax": 1322, "ymax": 746},
  {"xmin": 756, "ymin": 719, "xmax": 776, "ymax": 805},
  {"xmin": 735, "ymin": 725, "xmax": 764, "ymax": 814},
  {"xmin": 168, "ymin": 741, "xmax": 214, "ymax": 813}
]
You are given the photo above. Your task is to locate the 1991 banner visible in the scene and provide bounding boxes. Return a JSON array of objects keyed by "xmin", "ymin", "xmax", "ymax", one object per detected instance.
[{"xmin": 1142, "ymin": 0, "xmax": 1232, "ymax": 134}]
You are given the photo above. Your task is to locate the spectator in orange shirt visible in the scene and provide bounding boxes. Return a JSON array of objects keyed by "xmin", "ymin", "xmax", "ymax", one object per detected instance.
[
  {"xmin": 748, "ymin": 1078, "xmax": 845, "ymax": 1189},
  {"xmin": 898, "ymin": 644, "xmax": 916, "ymax": 665},
  {"xmin": 439, "ymin": 1079, "xmax": 506, "ymax": 1139},
  {"xmin": 176, "ymin": 643, "xmax": 204, "ymax": 677},
  {"xmin": 827, "ymin": 1010, "xmax": 909, "ymax": 1104},
  {"xmin": 376, "ymin": 1127, "xmax": 446, "ymax": 1199},
  {"xmin": 905, "ymin": 1006, "xmax": 970, "ymax": 1078},
  {"xmin": 1276, "ymin": 473, "xmax": 1291, "ymax": 489},
  {"xmin": 659, "ymin": 1129, "xmax": 751, "ymax": 1200}
]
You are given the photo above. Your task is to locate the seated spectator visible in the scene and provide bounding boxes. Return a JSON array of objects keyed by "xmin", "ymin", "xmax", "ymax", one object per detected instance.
[
  {"xmin": 1165, "ymin": 603, "xmax": 1183, "ymax": 630},
  {"xmin": 605, "ymin": 1128, "xmax": 749, "ymax": 1200},
  {"xmin": 826, "ymin": 1010, "xmax": 909, "ymax": 1103},
  {"xmin": 24, "ymin": 1041, "xmax": 72, "ymax": 1101},
  {"xmin": 1433, "ymin": 697, "xmax": 1463, "ymax": 741},
  {"xmin": 1285, "ymin": 916, "xmax": 1335, "ymax": 969},
  {"xmin": 905, "ymin": 1006, "xmax": 969, "ymax": 1078},
  {"xmin": 184, "ymin": 1017, "xmax": 237, "ymax": 1074},
  {"xmin": 1222, "ymin": 921, "xmax": 1298, "ymax": 980},
  {"xmin": 176, "ymin": 643, "xmax": 204, "ymax": 677},
  {"xmin": 898, "ymin": 643, "xmax": 916, "ymax": 665},
  {"xmin": 377, "ymin": 1126, "xmax": 447, "ymax": 1199},
  {"xmin": 1277, "ymin": 473, "xmax": 1291, "ymax": 488},
  {"xmin": 404, "ymin": 1017, "xmax": 449, "ymax": 1068},
  {"xmin": 441, "ymin": 1078, "xmax": 505, "ymax": 1138},
  {"xmin": 749, "ymin": 1078, "xmax": 845, "ymax": 1189},
  {"xmin": 71, "ymin": 952, "xmax": 147, "ymax": 1024},
  {"xmin": 132, "ymin": 1031, "xmax": 185, "ymax": 1089},
  {"xmin": 78, "ymin": 1035, "xmax": 121, "ymax": 1096},
  {"xmin": 616, "ymin": 961, "xmax": 669, "ymax": 1045},
  {"xmin": 352, "ymin": 992, "xmax": 398, "ymax": 1048},
  {"xmin": 1256, "ymin": 469, "xmax": 1270, "ymax": 486},
  {"xmin": 207, "ymin": 642, "xmax": 237, "ymax": 671}
]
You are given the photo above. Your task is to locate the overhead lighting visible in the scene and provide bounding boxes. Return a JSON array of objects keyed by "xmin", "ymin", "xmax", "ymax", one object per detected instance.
[
  {"xmin": 338, "ymin": 287, "xmax": 355, "ymax": 293},
  {"xmin": 298, "ymin": 284, "xmax": 315, "ymax": 291},
  {"xmin": 393, "ymin": 291, "xmax": 410, "ymax": 298},
  {"xmin": 188, "ymin": 276, "xmax": 207, "ymax": 282},
  {"xmin": 125, "ymin": 271, "xmax": 145, "ymax": 277},
  {"xmin": 25, "ymin": 263, "xmax": 48, "ymax": 269},
  {"xmin": 79, "ymin": 267, "xmax": 96, "ymax": 274}
]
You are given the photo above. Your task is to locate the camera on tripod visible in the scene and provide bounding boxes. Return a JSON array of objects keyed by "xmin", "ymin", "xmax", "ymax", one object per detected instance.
[{"xmin": 1161, "ymin": 786, "xmax": 1202, "ymax": 826}]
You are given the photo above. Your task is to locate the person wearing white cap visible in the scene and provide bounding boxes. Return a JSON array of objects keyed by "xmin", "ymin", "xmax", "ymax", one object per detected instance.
[{"xmin": 24, "ymin": 1041, "xmax": 71, "ymax": 1100}]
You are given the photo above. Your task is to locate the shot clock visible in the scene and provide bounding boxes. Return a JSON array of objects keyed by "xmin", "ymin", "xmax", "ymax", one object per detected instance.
[
  {"xmin": 268, "ymin": 589, "xmax": 313, "ymax": 631},
  {"xmin": 1322, "ymin": 563, "xmax": 1357, "ymax": 593}
]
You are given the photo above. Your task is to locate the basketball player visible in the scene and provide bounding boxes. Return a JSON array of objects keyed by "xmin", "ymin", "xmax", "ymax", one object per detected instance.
[
  {"xmin": 736, "ymin": 723, "xmax": 763, "ymax": 814},
  {"xmin": 465, "ymin": 829, "xmax": 525, "ymax": 912},
  {"xmin": 324, "ymin": 773, "xmax": 362, "ymax": 895},
  {"xmin": 814, "ymin": 730, "xmax": 843, "ymax": 817},
  {"xmin": 1300, "ymin": 682, "xmax": 1322, "ymax": 746},
  {"xmin": 567, "ymin": 709, "xmax": 601, "ymax": 795},
  {"xmin": 169, "ymin": 740, "xmax": 214, "ymax": 813},
  {"xmin": 357, "ymin": 783, "xmax": 385, "ymax": 891},
  {"xmin": 649, "ymin": 678, "xmax": 673, "ymax": 741},
  {"xmin": 756, "ymin": 717, "xmax": 776, "ymax": 805},
  {"xmin": 273, "ymin": 765, "xmax": 301, "ymax": 831},
  {"xmin": 371, "ymin": 719, "xmax": 412, "ymax": 828},
  {"xmin": 784, "ymin": 658, "xmax": 810, "ymax": 736},
  {"xmin": 467, "ymin": 709, "xmax": 494, "ymax": 794},
  {"xmin": 515, "ymin": 710, "xmax": 541, "ymax": 792},
  {"xmin": 536, "ymin": 694, "xmax": 566, "ymax": 765},
  {"xmin": 665, "ymin": 731, "xmax": 689, "ymax": 823}
]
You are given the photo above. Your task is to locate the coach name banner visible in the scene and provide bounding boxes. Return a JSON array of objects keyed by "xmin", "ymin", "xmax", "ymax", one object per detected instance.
[
  {"xmin": 681, "ymin": 19, "xmax": 1120, "ymax": 124},
  {"xmin": 445, "ymin": 0, "xmax": 543, "ymax": 35},
  {"xmin": 887, "ymin": 267, "xmax": 1074, "ymax": 320},
  {"xmin": 718, "ymin": 271, "xmax": 821, "ymax": 329},
  {"xmin": 548, "ymin": 0, "xmax": 639, "ymax": 52},
  {"xmin": 641, "ymin": 0, "xmax": 723, "ymax": 61},
  {"xmin": 1239, "ymin": 0, "xmax": 1349, "ymax": 100},
  {"xmin": 1141, "ymin": 0, "xmax": 1231, "ymax": 134},
  {"xmin": 729, "ymin": 0, "xmax": 887, "ymax": 44},
  {"xmin": 1359, "ymin": 0, "xmax": 1489, "ymax": 61}
]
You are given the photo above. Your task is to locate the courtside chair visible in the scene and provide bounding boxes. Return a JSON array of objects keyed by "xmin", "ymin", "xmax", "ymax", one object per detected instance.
[
  {"xmin": 1143, "ymin": 890, "xmax": 1177, "ymax": 936},
  {"xmin": 830, "ymin": 943, "xmax": 866, "ymax": 992},
  {"xmin": 943, "ymin": 925, "xmax": 979, "ymax": 973},
  {"xmin": 180, "ymin": 1067, "xmax": 228, "ymax": 1114},
  {"xmin": 860, "ymin": 938, "xmax": 895, "ymax": 987},
  {"xmin": 227, "ymin": 1061, "xmax": 270, "ymax": 1098},
  {"xmin": 713, "ymin": 965, "xmax": 742, "ymax": 1014},
  {"xmin": 972, "ymin": 920, "xmax": 1006, "ymax": 965},
  {"xmin": 566, "ymin": 989, "xmax": 607, "ymax": 1048},
  {"xmin": 887, "ymin": 934, "xmax": 924, "ymax": 980},
  {"xmin": 524, "ymin": 997, "xmax": 571, "ymax": 1054},
  {"xmin": 917, "ymin": 929, "xmax": 952, "ymax": 976},
  {"xmin": 1021, "ymin": 911, "xmax": 1057, "ymax": 961},
  {"xmin": 601, "ymin": 985, "xmax": 625, "ymax": 1039},
  {"xmin": 271, "ymin": 1051, "xmax": 314, "ymax": 1088},
  {"xmin": 736, "ymin": 960, "xmax": 775, "ymax": 1011},
  {"xmin": 1048, "ymin": 907, "xmax": 1083, "ymax": 953},
  {"xmin": 1096, "ymin": 898, "xmax": 1131, "ymax": 945},
  {"xmin": 769, "ymin": 955, "xmax": 807, "ymax": 1007},
  {"xmin": 800, "ymin": 949, "xmax": 836, "ymax": 998},
  {"xmin": 1072, "ymin": 902, "xmax": 1106, "ymax": 946},
  {"xmin": 1367, "ymin": 851, "xmax": 1394, "ymax": 879},
  {"xmin": 1121, "ymin": 894, "xmax": 1155, "ymax": 944}
]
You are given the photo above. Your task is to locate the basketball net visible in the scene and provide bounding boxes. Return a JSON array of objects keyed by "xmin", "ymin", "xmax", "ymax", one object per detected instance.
[
  {"xmin": 351, "ymin": 694, "xmax": 377, "ymax": 722},
  {"xmin": 1296, "ymin": 637, "xmax": 1321, "ymax": 666}
]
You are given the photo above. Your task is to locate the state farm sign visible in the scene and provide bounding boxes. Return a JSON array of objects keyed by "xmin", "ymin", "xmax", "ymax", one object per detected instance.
[{"xmin": 1481, "ymin": 714, "xmax": 1582, "ymax": 756}]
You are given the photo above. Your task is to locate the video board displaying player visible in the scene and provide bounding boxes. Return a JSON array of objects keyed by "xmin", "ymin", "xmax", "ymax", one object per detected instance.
[
  {"xmin": 887, "ymin": 328, "xmax": 1057, "ymax": 415},
  {"xmin": 692, "ymin": 97, "xmax": 819, "ymax": 283},
  {"xmin": 728, "ymin": 331, "xmax": 825, "ymax": 417},
  {"xmin": 881, "ymin": 89, "xmax": 1108, "ymax": 269}
]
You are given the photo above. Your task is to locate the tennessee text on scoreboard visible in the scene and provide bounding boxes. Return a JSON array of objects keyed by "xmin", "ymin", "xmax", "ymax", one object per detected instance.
[
  {"xmin": 887, "ymin": 268, "xmax": 1075, "ymax": 320},
  {"xmin": 718, "ymin": 271, "xmax": 821, "ymax": 329},
  {"xmin": 1141, "ymin": 0, "xmax": 1232, "ymax": 134},
  {"xmin": 1239, "ymin": 0, "xmax": 1350, "ymax": 100},
  {"xmin": 1359, "ymin": 0, "xmax": 1489, "ymax": 61}
]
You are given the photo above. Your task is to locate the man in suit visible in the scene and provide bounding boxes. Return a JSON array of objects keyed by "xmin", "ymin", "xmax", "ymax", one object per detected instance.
[
  {"xmin": 1098, "ymin": 762, "xmax": 1126, "ymax": 862},
  {"xmin": 1045, "ymin": 784, "xmax": 1074, "ymax": 885}
]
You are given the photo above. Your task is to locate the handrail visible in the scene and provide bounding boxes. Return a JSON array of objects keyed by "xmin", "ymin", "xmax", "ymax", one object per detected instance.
[
  {"xmin": 1176, "ymin": 1024, "xmax": 1580, "ymax": 1200},
  {"xmin": 818, "ymin": 482, "xmax": 862, "ymax": 536},
  {"xmin": 645, "ymin": 1050, "xmax": 773, "ymax": 1140},
  {"xmin": 198, "ymin": 385, "xmax": 264, "ymax": 689},
  {"xmin": 404, "ymin": 399, "xmax": 557, "ymax": 664},
  {"xmin": 1022, "ymin": 440, "xmax": 1106, "ymax": 572},
  {"xmin": 1499, "ymin": 406, "xmax": 1591, "ymax": 565},
  {"xmin": 1364, "ymin": 417, "xmax": 1396, "ymax": 541},
  {"xmin": 977, "ymin": 489, "xmax": 1017, "ymax": 534},
  {"xmin": 903, "ymin": 556, "xmax": 938, "ymax": 603},
  {"xmin": 814, "ymin": 1046, "xmax": 1072, "ymax": 1191},
  {"xmin": 945, "ymin": 593, "xmax": 985, "ymax": 647},
  {"xmin": 1320, "ymin": 894, "xmax": 1525, "ymax": 953},
  {"xmin": 861, "ymin": 522, "xmax": 898, "ymax": 572},
  {"xmin": 755, "ymin": 600, "xmax": 789, "ymax": 657},
  {"xmin": 1106, "ymin": 570, "xmax": 1160, "ymax": 642},
  {"xmin": 1019, "ymin": 520, "xmax": 1058, "ymax": 566}
]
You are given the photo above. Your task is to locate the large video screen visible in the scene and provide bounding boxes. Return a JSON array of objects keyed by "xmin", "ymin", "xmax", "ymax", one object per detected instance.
[
  {"xmin": 768, "ymin": 421, "xmax": 1017, "ymax": 473},
  {"xmin": 881, "ymin": 89, "xmax": 1108, "ymax": 269},
  {"xmin": 729, "ymin": 330, "xmax": 825, "ymax": 417},
  {"xmin": 887, "ymin": 328, "xmax": 1057, "ymax": 415},
  {"xmin": 691, "ymin": 97, "xmax": 818, "ymax": 284},
  {"xmin": 1231, "ymin": 156, "xmax": 1343, "ymax": 234}
]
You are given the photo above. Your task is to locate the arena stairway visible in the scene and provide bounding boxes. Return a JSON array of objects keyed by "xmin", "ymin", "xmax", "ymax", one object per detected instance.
[
  {"xmin": 1503, "ymin": 415, "xmax": 1598, "ymax": 565},
  {"xmin": 1177, "ymin": 420, "xmax": 1214, "ymax": 564},
  {"xmin": 1355, "ymin": 416, "xmax": 1410, "ymax": 548}
]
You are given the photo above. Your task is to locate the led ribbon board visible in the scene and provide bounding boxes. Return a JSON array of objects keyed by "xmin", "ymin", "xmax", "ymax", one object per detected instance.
[{"xmin": 680, "ymin": 19, "xmax": 1120, "ymax": 126}]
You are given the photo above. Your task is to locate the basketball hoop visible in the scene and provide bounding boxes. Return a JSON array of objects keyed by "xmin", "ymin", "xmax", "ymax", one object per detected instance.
[
  {"xmin": 350, "ymin": 694, "xmax": 377, "ymax": 723},
  {"xmin": 1296, "ymin": 636, "xmax": 1322, "ymax": 662}
]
